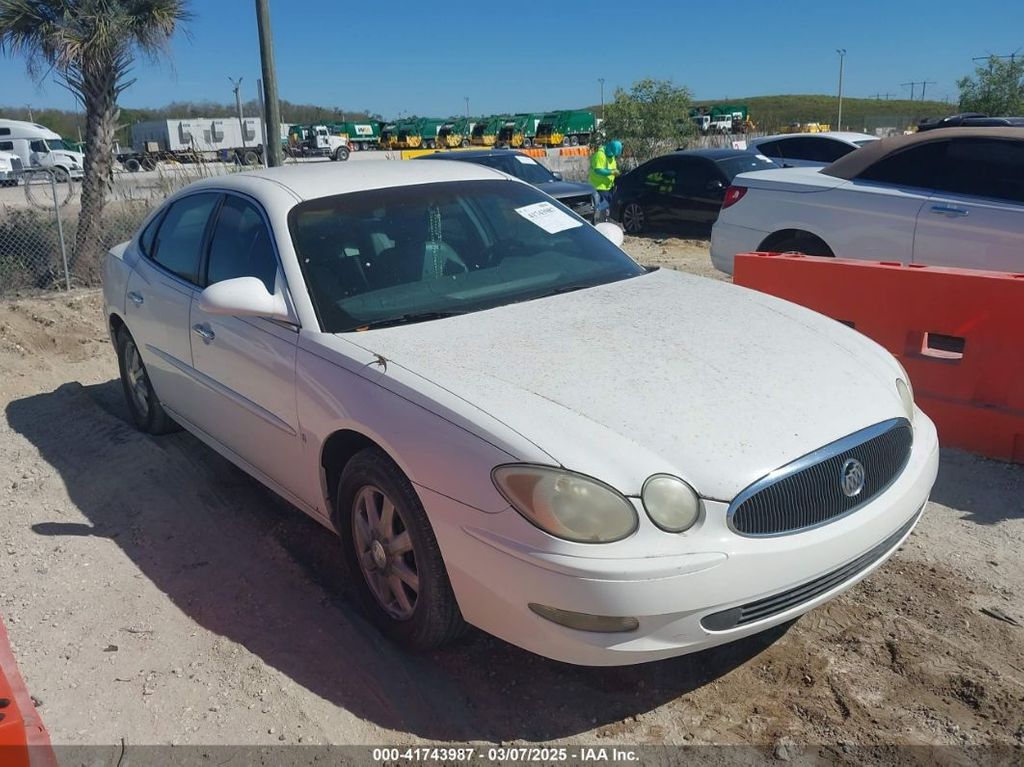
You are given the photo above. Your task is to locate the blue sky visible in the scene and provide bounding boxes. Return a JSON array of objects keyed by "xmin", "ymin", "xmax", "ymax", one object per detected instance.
[{"xmin": 1, "ymin": 0, "xmax": 1021, "ymax": 116}]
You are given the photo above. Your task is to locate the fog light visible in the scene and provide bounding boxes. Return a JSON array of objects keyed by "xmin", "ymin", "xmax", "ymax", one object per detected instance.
[{"xmin": 528, "ymin": 603, "xmax": 639, "ymax": 633}]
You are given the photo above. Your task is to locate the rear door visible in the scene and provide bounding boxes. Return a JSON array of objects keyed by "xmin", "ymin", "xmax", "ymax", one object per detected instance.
[
  {"xmin": 667, "ymin": 157, "xmax": 727, "ymax": 224},
  {"xmin": 124, "ymin": 192, "xmax": 220, "ymax": 415},
  {"xmin": 911, "ymin": 137, "xmax": 1024, "ymax": 270},
  {"xmin": 187, "ymin": 193, "xmax": 306, "ymax": 498},
  {"xmin": 622, "ymin": 157, "xmax": 680, "ymax": 227}
]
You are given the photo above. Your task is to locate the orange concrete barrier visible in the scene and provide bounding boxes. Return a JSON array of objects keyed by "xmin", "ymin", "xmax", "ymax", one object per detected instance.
[
  {"xmin": 520, "ymin": 148, "xmax": 547, "ymax": 158},
  {"xmin": 0, "ymin": 617, "xmax": 54, "ymax": 767},
  {"xmin": 734, "ymin": 253, "xmax": 1024, "ymax": 463},
  {"xmin": 558, "ymin": 147, "xmax": 591, "ymax": 157}
]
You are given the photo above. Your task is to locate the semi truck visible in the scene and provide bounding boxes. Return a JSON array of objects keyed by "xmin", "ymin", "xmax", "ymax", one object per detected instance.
[
  {"xmin": 0, "ymin": 119, "xmax": 85, "ymax": 181},
  {"xmin": 534, "ymin": 110, "xmax": 597, "ymax": 147},
  {"xmin": 286, "ymin": 124, "xmax": 351, "ymax": 160},
  {"xmin": 691, "ymin": 105, "xmax": 755, "ymax": 134},
  {"xmin": 120, "ymin": 117, "xmax": 264, "ymax": 170},
  {"xmin": 497, "ymin": 113, "xmax": 542, "ymax": 147}
]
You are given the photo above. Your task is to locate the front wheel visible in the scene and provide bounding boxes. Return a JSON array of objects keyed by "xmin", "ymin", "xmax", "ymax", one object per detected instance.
[
  {"xmin": 333, "ymin": 146, "xmax": 350, "ymax": 162},
  {"xmin": 336, "ymin": 448, "xmax": 465, "ymax": 650},
  {"xmin": 621, "ymin": 201, "xmax": 645, "ymax": 235},
  {"xmin": 115, "ymin": 328, "xmax": 178, "ymax": 434}
]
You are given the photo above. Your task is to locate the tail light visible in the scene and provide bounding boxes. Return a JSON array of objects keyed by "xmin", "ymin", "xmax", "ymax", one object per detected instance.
[{"xmin": 721, "ymin": 185, "xmax": 747, "ymax": 209}]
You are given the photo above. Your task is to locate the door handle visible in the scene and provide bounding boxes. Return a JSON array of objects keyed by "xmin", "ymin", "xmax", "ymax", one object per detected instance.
[
  {"xmin": 191, "ymin": 324, "xmax": 215, "ymax": 342},
  {"xmin": 127, "ymin": 291, "xmax": 144, "ymax": 305},
  {"xmin": 930, "ymin": 204, "xmax": 969, "ymax": 217}
]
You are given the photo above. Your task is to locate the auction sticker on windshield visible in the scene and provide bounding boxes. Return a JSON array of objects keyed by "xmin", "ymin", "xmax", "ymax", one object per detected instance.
[
  {"xmin": 515, "ymin": 201, "xmax": 583, "ymax": 234},
  {"xmin": 515, "ymin": 155, "xmax": 538, "ymax": 164}
]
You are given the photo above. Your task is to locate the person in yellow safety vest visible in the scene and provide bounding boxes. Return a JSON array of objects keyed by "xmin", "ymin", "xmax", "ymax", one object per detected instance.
[{"xmin": 589, "ymin": 139, "xmax": 622, "ymax": 205}]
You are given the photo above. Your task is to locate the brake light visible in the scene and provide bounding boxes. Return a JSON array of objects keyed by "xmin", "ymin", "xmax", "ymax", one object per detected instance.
[{"xmin": 721, "ymin": 185, "xmax": 747, "ymax": 209}]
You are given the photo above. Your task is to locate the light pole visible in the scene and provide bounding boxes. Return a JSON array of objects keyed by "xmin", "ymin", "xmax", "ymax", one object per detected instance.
[
  {"xmin": 598, "ymin": 78, "xmax": 605, "ymax": 120},
  {"xmin": 229, "ymin": 77, "xmax": 246, "ymax": 148},
  {"xmin": 464, "ymin": 96, "xmax": 469, "ymax": 118},
  {"xmin": 836, "ymin": 49, "xmax": 846, "ymax": 130}
]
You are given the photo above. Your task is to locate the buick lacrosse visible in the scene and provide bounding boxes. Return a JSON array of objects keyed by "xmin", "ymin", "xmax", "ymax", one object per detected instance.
[{"xmin": 103, "ymin": 161, "xmax": 938, "ymax": 665}]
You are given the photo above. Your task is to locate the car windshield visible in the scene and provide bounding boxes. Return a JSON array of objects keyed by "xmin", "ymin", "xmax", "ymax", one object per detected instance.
[
  {"xmin": 46, "ymin": 138, "xmax": 75, "ymax": 151},
  {"xmin": 289, "ymin": 180, "xmax": 644, "ymax": 333},
  {"xmin": 461, "ymin": 154, "xmax": 557, "ymax": 185},
  {"xmin": 717, "ymin": 154, "xmax": 779, "ymax": 180}
]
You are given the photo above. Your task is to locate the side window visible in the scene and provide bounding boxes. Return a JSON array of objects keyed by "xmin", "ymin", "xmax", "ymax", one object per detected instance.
[
  {"xmin": 29, "ymin": 140, "xmax": 48, "ymax": 153},
  {"xmin": 857, "ymin": 142, "xmax": 946, "ymax": 188},
  {"xmin": 0, "ymin": 141, "xmax": 13, "ymax": 151},
  {"xmin": 138, "ymin": 210, "xmax": 164, "ymax": 257},
  {"xmin": 777, "ymin": 137, "xmax": 818, "ymax": 161},
  {"xmin": 932, "ymin": 138, "xmax": 1024, "ymax": 204},
  {"xmin": 811, "ymin": 138, "xmax": 855, "ymax": 163},
  {"xmin": 205, "ymin": 196, "xmax": 279, "ymax": 293},
  {"xmin": 0, "ymin": 128, "xmax": 10, "ymax": 136},
  {"xmin": 150, "ymin": 193, "xmax": 220, "ymax": 284},
  {"xmin": 755, "ymin": 140, "xmax": 782, "ymax": 158},
  {"xmin": 640, "ymin": 160, "xmax": 676, "ymax": 192},
  {"xmin": 673, "ymin": 158, "xmax": 715, "ymax": 195}
]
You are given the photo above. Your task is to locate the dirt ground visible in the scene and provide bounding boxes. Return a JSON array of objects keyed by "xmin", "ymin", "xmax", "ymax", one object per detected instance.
[{"xmin": 0, "ymin": 237, "xmax": 1022, "ymax": 755}]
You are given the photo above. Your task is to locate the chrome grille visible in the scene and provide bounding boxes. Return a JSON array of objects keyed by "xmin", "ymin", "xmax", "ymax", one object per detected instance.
[
  {"xmin": 702, "ymin": 509, "xmax": 920, "ymax": 631},
  {"xmin": 10, "ymin": 157, "xmax": 23, "ymax": 172},
  {"xmin": 729, "ymin": 418, "xmax": 913, "ymax": 536}
]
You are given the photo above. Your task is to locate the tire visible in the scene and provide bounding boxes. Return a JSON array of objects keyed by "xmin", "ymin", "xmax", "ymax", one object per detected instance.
[
  {"xmin": 621, "ymin": 201, "xmax": 645, "ymax": 235},
  {"xmin": 243, "ymin": 150, "xmax": 260, "ymax": 166},
  {"xmin": 460, "ymin": 139, "xmax": 470, "ymax": 148},
  {"xmin": 522, "ymin": 137, "xmax": 532, "ymax": 148},
  {"xmin": 333, "ymin": 146, "xmax": 350, "ymax": 162},
  {"xmin": 336, "ymin": 448, "xmax": 465, "ymax": 650},
  {"xmin": 141, "ymin": 157, "xmax": 157, "ymax": 171},
  {"xmin": 561, "ymin": 136, "xmax": 570, "ymax": 147},
  {"xmin": 52, "ymin": 167, "xmax": 71, "ymax": 184},
  {"xmin": 569, "ymin": 134, "xmax": 579, "ymax": 146},
  {"xmin": 115, "ymin": 327, "xmax": 178, "ymax": 435},
  {"xmin": 123, "ymin": 158, "xmax": 142, "ymax": 173},
  {"xmin": 769, "ymin": 232, "xmax": 834, "ymax": 258}
]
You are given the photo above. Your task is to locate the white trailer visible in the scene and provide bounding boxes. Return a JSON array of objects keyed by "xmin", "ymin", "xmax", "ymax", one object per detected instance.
[{"xmin": 122, "ymin": 117, "xmax": 264, "ymax": 170}]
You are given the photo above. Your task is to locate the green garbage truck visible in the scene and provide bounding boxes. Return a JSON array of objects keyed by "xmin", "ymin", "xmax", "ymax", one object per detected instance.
[
  {"xmin": 534, "ymin": 110, "xmax": 597, "ymax": 147},
  {"xmin": 497, "ymin": 113, "xmax": 543, "ymax": 148},
  {"xmin": 437, "ymin": 117, "xmax": 474, "ymax": 148},
  {"xmin": 469, "ymin": 115, "xmax": 507, "ymax": 147}
]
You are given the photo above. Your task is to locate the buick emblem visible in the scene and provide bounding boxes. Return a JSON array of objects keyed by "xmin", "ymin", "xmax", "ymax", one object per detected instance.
[{"xmin": 840, "ymin": 458, "xmax": 866, "ymax": 498}]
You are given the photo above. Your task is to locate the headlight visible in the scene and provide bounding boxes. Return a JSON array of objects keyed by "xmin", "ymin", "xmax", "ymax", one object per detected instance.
[
  {"xmin": 492, "ymin": 465, "xmax": 638, "ymax": 543},
  {"xmin": 641, "ymin": 474, "xmax": 701, "ymax": 532},
  {"xmin": 894, "ymin": 360, "xmax": 915, "ymax": 423}
]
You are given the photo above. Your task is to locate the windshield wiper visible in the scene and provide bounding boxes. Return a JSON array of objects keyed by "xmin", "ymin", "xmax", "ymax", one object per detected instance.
[{"xmin": 351, "ymin": 310, "xmax": 465, "ymax": 331}]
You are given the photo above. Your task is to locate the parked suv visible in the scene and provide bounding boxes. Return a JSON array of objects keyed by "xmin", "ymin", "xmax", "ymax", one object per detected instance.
[{"xmin": 917, "ymin": 113, "xmax": 1024, "ymax": 131}]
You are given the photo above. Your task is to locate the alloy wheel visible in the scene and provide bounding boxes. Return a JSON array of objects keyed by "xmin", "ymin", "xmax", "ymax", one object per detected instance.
[
  {"xmin": 124, "ymin": 338, "xmax": 151, "ymax": 419},
  {"xmin": 351, "ymin": 484, "xmax": 419, "ymax": 620},
  {"xmin": 622, "ymin": 203, "xmax": 645, "ymax": 234}
]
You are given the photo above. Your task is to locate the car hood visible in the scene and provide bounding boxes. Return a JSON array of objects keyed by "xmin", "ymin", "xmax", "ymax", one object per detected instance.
[
  {"xmin": 536, "ymin": 179, "xmax": 595, "ymax": 199},
  {"xmin": 344, "ymin": 269, "xmax": 906, "ymax": 501}
]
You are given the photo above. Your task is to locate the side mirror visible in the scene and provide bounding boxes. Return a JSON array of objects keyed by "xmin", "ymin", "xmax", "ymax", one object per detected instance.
[
  {"xmin": 594, "ymin": 221, "xmax": 625, "ymax": 247},
  {"xmin": 551, "ymin": 171, "xmax": 563, "ymax": 181},
  {"xmin": 198, "ymin": 276, "xmax": 293, "ymax": 323}
]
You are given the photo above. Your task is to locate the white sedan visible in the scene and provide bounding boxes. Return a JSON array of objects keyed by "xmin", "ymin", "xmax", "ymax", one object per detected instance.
[
  {"xmin": 711, "ymin": 127, "xmax": 1024, "ymax": 274},
  {"xmin": 746, "ymin": 131, "xmax": 878, "ymax": 169},
  {"xmin": 102, "ymin": 161, "xmax": 938, "ymax": 666}
]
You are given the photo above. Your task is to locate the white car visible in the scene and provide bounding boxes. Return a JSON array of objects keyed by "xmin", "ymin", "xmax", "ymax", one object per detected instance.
[
  {"xmin": 746, "ymin": 131, "xmax": 878, "ymax": 169},
  {"xmin": 102, "ymin": 161, "xmax": 938, "ymax": 666},
  {"xmin": 712, "ymin": 127, "xmax": 1024, "ymax": 274}
]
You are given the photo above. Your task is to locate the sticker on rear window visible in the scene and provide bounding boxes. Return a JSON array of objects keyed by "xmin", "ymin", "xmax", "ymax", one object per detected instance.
[
  {"xmin": 514, "ymin": 201, "xmax": 582, "ymax": 234},
  {"xmin": 515, "ymin": 155, "xmax": 537, "ymax": 164}
]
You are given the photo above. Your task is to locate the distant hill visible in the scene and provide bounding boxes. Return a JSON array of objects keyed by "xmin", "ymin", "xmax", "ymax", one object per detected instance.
[{"xmin": 692, "ymin": 95, "xmax": 954, "ymax": 132}]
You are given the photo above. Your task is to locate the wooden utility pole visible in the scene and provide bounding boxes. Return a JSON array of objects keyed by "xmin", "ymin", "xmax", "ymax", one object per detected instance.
[{"xmin": 255, "ymin": 0, "xmax": 283, "ymax": 167}]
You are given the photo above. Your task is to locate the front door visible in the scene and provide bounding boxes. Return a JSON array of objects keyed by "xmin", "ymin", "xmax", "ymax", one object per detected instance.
[{"xmin": 187, "ymin": 194, "xmax": 306, "ymax": 500}]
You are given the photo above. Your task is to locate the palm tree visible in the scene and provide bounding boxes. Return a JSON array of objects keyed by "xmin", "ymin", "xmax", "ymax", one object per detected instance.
[{"xmin": 0, "ymin": 0, "xmax": 190, "ymax": 278}]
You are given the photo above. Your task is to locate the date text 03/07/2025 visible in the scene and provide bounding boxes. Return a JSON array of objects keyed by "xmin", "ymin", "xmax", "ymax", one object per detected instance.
[{"xmin": 372, "ymin": 746, "xmax": 640, "ymax": 763}]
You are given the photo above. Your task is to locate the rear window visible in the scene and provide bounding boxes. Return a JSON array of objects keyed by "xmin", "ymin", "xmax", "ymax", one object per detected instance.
[{"xmin": 717, "ymin": 154, "xmax": 778, "ymax": 180}]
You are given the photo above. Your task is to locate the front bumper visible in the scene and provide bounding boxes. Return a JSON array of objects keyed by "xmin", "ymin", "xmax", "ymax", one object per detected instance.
[
  {"xmin": 424, "ymin": 412, "xmax": 939, "ymax": 666},
  {"xmin": 0, "ymin": 169, "xmax": 18, "ymax": 182},
  {"xmin": 709, "ymin": 221, "xmax": 767, "ymax": 274}
]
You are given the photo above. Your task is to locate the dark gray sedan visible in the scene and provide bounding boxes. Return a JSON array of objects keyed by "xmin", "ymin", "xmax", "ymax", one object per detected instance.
[{"xmin": 418, "ymin": 149, "xmax": 604, "ymax": 222}]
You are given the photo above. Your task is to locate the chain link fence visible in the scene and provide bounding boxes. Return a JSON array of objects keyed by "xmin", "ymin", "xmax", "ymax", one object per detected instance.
[{"xmin": 0, "ymin": 162, "xmax": 243, "ymax": 296}]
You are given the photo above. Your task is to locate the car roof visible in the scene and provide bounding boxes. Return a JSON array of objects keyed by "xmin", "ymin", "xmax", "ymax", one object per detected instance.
[
  {"xmin": 822, "ymin": 126, "xmax": 1024, "ymax": 180},
  {"xmin": 671, "ymin": 148, "xmax": 754, "ymax": 161},
  {"xmin": 182, "ymin": 159, "xmax": 508, "ymax": 201},
  {"xmin": 751, "ymin": 131, "xmax": 877, "ymax": 144},
  {"xmin": 418, "ymin": 149, "xmax": 525, "ymax": 160}
]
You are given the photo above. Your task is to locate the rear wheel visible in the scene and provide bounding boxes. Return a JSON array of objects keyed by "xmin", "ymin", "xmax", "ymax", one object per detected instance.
[
  {"xmin": 336, "ymin": 448, "xmax": 465, "ymax": 650},
  {"xmin": 621, "ymin": 202, "xmax": 645, "ymax": 235},
  {"xmin": 767, "ymin": 231, "xmax": 834, "ymax": 258},
  {"xmin": 569, "ymin": 134, "xmax": 579, "ymax": 146},
  {"xmin": 243, "ymin": 150, "xmax": 260, "ymax": 166},
  {"xmin": 116, "ymin": 328, "xmax": 178, "ymax": 435},
  {"xmin": 123, "ymin": 158, "xmax": 142, "ymax": 173}
]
